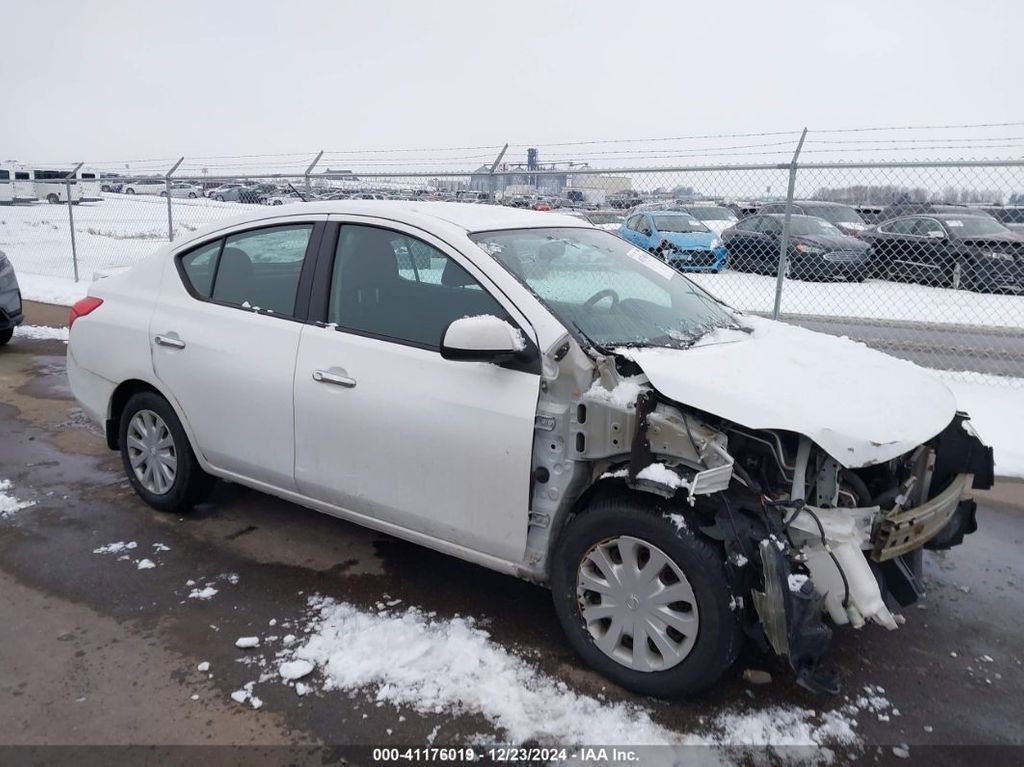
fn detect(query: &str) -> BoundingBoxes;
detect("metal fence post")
[772,128,808,320]
[489,143,508,201]
[165,157,184,242]
[304,150,323,195]
[65,162,84,282]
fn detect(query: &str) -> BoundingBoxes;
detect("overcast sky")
[2,0,1021,171]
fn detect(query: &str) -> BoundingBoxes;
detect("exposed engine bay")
[526,332,994,693]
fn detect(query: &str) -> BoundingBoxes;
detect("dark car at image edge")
[0,250,25,346]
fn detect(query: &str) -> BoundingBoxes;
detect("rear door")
[150,217,325,488]
[292,220,541,562]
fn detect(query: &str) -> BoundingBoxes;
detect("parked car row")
[619,199,1024,294]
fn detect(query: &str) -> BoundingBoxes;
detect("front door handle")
[154,334,186,349]
[312,370,356,388]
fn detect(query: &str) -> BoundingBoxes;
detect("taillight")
[69,296,103,329]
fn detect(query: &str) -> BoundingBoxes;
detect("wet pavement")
[1,319,1022,757]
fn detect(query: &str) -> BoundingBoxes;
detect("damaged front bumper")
[751,414,993,693]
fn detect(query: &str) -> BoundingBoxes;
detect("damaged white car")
[67,201,994,697]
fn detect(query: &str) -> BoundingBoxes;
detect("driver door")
[293,221,541,562]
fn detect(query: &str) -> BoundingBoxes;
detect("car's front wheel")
[0,328,13,346]
[119,391,214,513]
[551,496,743,697]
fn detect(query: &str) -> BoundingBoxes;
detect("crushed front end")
[527,341,994,694]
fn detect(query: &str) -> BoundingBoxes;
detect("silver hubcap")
[577,536,699,672]
[126,409,177,495]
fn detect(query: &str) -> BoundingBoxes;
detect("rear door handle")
[312,370,356,388]
[154,334,186,349]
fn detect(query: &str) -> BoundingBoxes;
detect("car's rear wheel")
[46,193,59,204]
[188,192,197,198]
[119,392,213,513]
[215,195,225,202]
[125,188,135,195]
[0,328,13,346]
[551,496,743,697]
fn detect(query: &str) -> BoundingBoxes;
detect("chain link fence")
[3,154,1023,386]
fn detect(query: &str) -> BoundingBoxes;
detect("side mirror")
[440,315,530,363]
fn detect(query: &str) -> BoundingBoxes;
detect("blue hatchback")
[619,211,727,272]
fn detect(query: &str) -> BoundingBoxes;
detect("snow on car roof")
[194,200,591,235]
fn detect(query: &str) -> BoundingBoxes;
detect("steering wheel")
[584,288,620,309]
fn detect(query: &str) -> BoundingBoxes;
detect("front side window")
[328,225,506,349]
[0,170,9,181]
[471,227,739,350]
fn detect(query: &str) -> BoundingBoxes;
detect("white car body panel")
[619,314,957,468]
[294,324,539,561]
[125,181,165,195]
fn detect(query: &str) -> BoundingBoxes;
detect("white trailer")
[32,168,84,204]
[77,169,104,201]
[0,163,38,204]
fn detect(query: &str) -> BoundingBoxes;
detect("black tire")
[118,391,214,513]
[0,328,13,346]
[215,195,225,202]
[188,192,197,198]
[46,193,59,204]
[125,188,135,195]
[551,496,743,698]
[159,191,167,197]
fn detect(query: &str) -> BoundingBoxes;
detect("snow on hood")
[618,315,957,468]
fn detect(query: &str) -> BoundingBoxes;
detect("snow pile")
[585,376,647,409]
[93,541,137,555]
[188,586,219,600]
[13,325,70,342]
[284,596,865,751]
[636,463,690,491]
[930,371,1024,478]
[0,479,35,517]
[14,273,91,307]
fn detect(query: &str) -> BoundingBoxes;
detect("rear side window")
[180,241,221,298]
[211,225,314,315]
[0,170,9,181]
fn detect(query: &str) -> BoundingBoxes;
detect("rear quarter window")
[179,240,222,298]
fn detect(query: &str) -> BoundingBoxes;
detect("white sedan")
[67,201,992,696]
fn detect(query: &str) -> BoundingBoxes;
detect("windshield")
[944,217,1013,238]
[803,205,864,225]
[470,227,740,349]
[652,214,709,234]
[686,206,737,222]
[786,216,843,236]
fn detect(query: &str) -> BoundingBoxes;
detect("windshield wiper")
[569,320,613,356]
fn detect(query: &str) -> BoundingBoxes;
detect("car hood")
[616,315,957,468]
[662,231,717,249]
[796,233,869,251]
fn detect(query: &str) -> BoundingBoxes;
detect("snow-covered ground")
[5,195,1023,332]
[932,371,1024,477]
[226,594,890,756]
[1,193,250,285]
